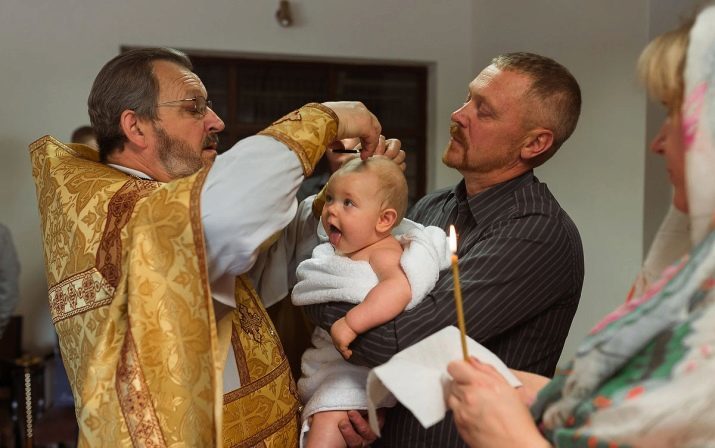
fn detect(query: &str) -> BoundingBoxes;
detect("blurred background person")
[0,222,19,339]
[297,138,360,202]
[70,125,98,149]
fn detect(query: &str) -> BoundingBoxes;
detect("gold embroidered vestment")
[29,103,338,446]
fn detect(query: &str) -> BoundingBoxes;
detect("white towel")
[292,219,451,309]
[292,219,450,443]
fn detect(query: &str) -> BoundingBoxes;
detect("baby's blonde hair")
[331,157,408,226]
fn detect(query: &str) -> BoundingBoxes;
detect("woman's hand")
[447,357,550,448]
[510,368,550,407]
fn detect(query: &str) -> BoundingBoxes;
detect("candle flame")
[449,225,457,254]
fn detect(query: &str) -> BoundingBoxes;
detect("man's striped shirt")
[305,170,584,447]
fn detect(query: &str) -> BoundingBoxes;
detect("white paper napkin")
[366,325,521,435]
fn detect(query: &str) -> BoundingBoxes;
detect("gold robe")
[29,104,338,447]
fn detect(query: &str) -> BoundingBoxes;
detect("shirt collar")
[452,170,535,222]
[106,163,154,181]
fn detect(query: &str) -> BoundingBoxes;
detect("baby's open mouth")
[328,224,342,247]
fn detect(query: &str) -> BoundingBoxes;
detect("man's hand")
[340,136,407,172]
[339,410,384,448]
[323,101,382,158]
[330,317,357,360]
[374,137,406,172]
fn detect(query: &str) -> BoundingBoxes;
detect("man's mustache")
[203,134,219,149]
[450,122,465,144]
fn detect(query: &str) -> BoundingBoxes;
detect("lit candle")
[449,225,469,360]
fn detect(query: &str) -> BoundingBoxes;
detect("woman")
[447,7,715,447]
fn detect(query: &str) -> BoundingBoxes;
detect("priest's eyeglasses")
[157,96,212,116]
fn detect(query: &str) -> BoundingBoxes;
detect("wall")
[471,0,647,362]
[0,0,697,363]
[0,0,473,351]
[469,0,698,362]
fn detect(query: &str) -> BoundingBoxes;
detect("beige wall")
[0,0,473,352]
[470,1,651,363]
[468,0,697,362]
[0,0,697,363]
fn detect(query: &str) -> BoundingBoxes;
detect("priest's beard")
[154,124,206,179]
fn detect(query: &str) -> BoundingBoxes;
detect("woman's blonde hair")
[637,18,694,111]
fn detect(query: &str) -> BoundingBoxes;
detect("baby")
[292,156,450,447]
[324,157,412,360]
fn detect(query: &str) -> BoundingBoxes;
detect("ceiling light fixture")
[276,0,293,27]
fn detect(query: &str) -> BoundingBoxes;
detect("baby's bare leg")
[306,410,349,448]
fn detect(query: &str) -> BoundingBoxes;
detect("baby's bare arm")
[345,246,411,334]
[331,317,359,359]
[330,243,411,359]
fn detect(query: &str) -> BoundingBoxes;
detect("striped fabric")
[305,170,584,447]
